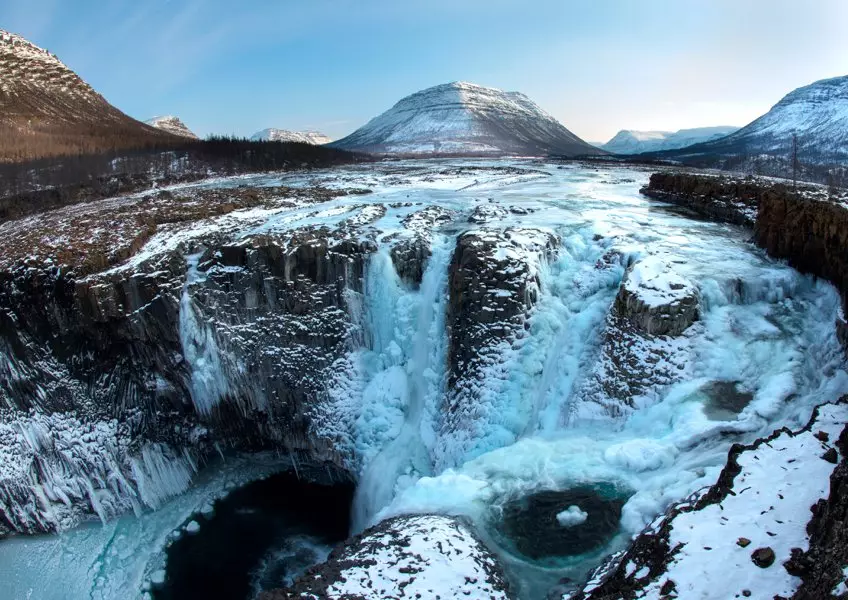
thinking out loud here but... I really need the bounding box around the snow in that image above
[144,116,198,139]
[250,128,332,144]
[623,254,697,308]
[319,515,509,600]
[602,127,739,154]
[3,160,848,600]
[556,505,589,527]
[0,412,197,533]
[0,29,96,98]
[675,75,848,163]
[331,81,600,156]
[633,402,848,600]
[0,455,290,600]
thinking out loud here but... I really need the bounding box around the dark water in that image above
[153,471,354,600]
[496,485,629,561]
[702,380,754,421]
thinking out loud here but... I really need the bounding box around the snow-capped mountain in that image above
[665,75,848,166]
[0,29,176,160]
[250,128,332,145]
[602,126,739,154]
[330,81,604,156]
[145,115,198,139]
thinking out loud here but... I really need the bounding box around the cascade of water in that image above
[178,253,230,417]
[350,235,453,533]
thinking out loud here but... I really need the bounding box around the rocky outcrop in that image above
[0,185,381,533]
[614,256,699,337]
[783,424,848,599]
[756,188,848,309]
[640,172,761,227]
[436,228,558,468]
[583,255,697,415]
[642,170,848,344]
[261,515,512,600]
[566,400,848,600]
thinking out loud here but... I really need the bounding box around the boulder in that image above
[261,515,512,600]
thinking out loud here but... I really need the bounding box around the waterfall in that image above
[350,235,453,533]
[179,252,230,417]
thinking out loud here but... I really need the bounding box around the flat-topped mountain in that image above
[330,81,605,157]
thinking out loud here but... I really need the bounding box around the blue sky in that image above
[3,0,847,141]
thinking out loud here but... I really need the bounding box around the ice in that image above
[179,253,230,416]
[0,455,288,600]
[556,506,589,527]
[349,235,453,532]
[4,160,848,600]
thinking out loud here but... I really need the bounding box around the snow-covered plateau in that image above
[0,159,846,600]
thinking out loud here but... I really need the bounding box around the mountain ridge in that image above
[654,75,848,170]
[0,29,178,161]
[250,128,331,144]
[602,126,739,154]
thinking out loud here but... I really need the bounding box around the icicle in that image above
[179,252,230,417]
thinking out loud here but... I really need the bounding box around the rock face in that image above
[261,515,512,600]
[250,129,332,145]
[756,186,848,311]
[640,172,761,227]
[583,256,697,416]
[614,256,699,337]
[330,81,605,157]
[643,171,848,317]
[786,424,848,598]
[0,29,177,160]
[567,400,848,600]
[0,184,380,532]
[145,116,198,139]
[437,228,559,468]
[602,126,738,155]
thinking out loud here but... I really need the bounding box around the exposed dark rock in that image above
[260,515,513,600]
[0,187,382,533]
[613,257,699,337]
[788,425,848,599]
[641,172,760,227]
[437,228,558,467]
[642,170,848,352]
[390,236,432,287]
[751,546,775,568]
[585,256,696,413]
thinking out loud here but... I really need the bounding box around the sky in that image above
[2,0,847,142]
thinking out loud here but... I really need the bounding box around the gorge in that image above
[0,161,847,599]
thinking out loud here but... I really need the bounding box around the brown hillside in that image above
[0,29,179,161]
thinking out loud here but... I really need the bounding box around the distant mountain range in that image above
[655,75,848,170]
[145,116,198,139]
[250,129,332,144]
[0,29,177,161]
[601,126,739,154]
[330,81,605,157]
